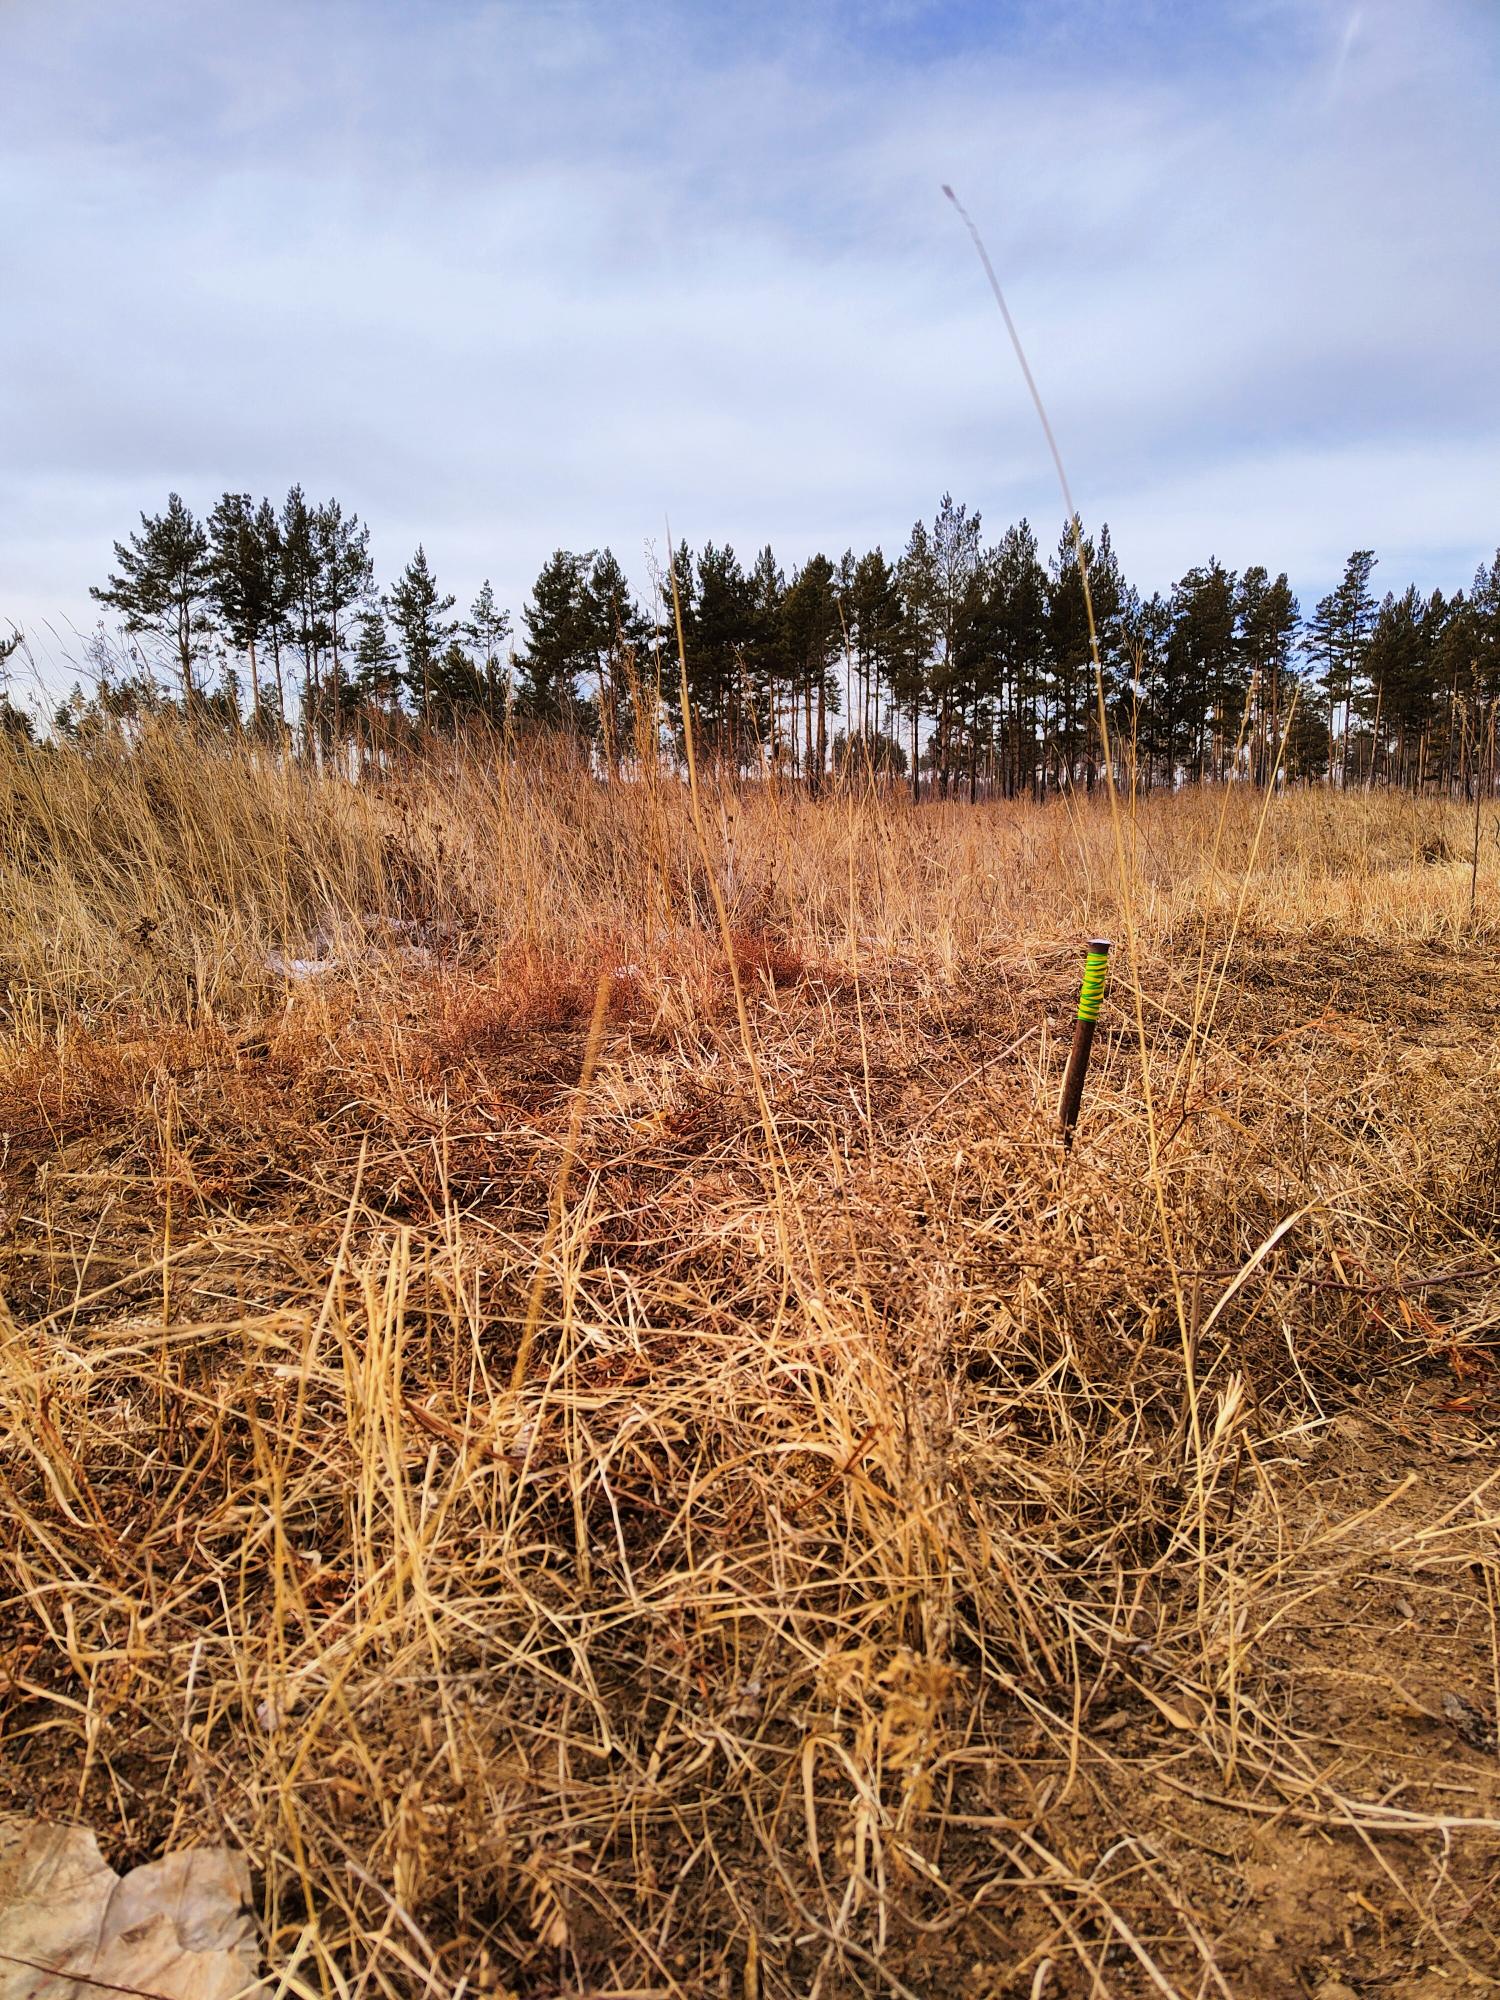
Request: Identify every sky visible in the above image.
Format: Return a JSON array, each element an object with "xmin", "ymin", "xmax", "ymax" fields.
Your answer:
[{"xmin": 2, "ymin": 0, "xmax": 1498, "ymax": 694}]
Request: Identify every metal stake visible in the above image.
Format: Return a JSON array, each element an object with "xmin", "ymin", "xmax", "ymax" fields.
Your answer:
[{"xmin": 1058, "ymin": 938, "xmax": 1111, "ymax": 1147}]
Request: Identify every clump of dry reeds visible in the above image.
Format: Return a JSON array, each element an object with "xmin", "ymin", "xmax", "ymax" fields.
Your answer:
[{"xmin": 2, "ymin": 725, "xmax": 1498, "ymax": 1998}]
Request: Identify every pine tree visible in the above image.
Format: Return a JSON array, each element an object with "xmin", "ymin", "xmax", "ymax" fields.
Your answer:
[
  {"xmin": 950, "ymin": 556, "xmax": 997, "ymax": 802},
  {"xmin": 847, "ymin": 548, "xmax": 902, "ymax": 750},
  {"xmin": 780, "ymin": 555, "xmax": 841, "ymax": 791},
  {"xmin": 692, "ymin": 544, "xmax": 756, "ymax": 763},
  {"xmin": 746, "ymin": 547, "xmax": 788, "ymax": 773},
  {"xmin": 1429, "ymin": 591, "xmax": 1476, "ymax": 793},
  {"xmin": 318, "ymin": 500, "xmax": 374, "ymax": 742},
  {"xmin": 1471, "ymin": 548, "xmax": 1500, "ymax": 704},
  {"xmin": 1306, "ymin": 550, "xmax": 1377, "ymax": 785},
  {"xmin": 1045, "ymin": 521, "xmax": 1124, "ymax": 791},
  {"xmin": 1365, "ymin": 587, "xmax": 1435, "ymax": 787},
  {"xmin": 252, "ymin": 499, "xmax": 291, "ymax": 729},
  {"xmin": 207, "ymin": 493, "xmax": 284, "ymax": 735},
  {"xmin": 583, "ymin": 551, "xmax": 646, "ymax": 771},
  {"xmin": 464, "ymin": 581, "xmax": 513, "ymax": 721},
  {"xmin": 1237, "ymin": 567, "xmax": 1300, "ymax": 785},
  {"xmin": 1044, "ymin": 524, "xmax": 1086, "ymax": 790},
  {"xmin": 986, "ymin": 521, "xmax": 1048, "ymax": 797},
  {"xmin": 518, "ymin": 550, "xmax": 593, "ymax": 729},
  {"xmin": 894, "ymin": 521, "xmax": 938, "ymax": 801},
  {"xmin": 1283, "ymin": 690, "xmax": 1332, "ymax": 781},
  {"xmin": 385, "ymin": 546, "xmax": 457, "ymax": 727},
  {"xmin": 351, "ymin": 606, "xmax": 402, "ymax": 714},
  {"xmin": 1122, "ymin": 590, "xmax": 1173, "ymax": 790},
  {"xmin": 930, "ymin": 494, "xmax": 982, "ymax": 796},
  {"xmin": 1168, "ymin": 561, "xmax": 1240, "ymax": 779},
  {"xmin": 91, "ymin": 494, "xmax": 214, "ymax": 708},
  {"xmin": 428, "ymin": 639, "xmax": 488, "ymax": 724},
  {"xmin": 279, "ymin": 486, "xmax": 331, "ymax": 737},
  {"xmin": 655, "ymin": 543, "xmax": 700, "ymax": 747}
]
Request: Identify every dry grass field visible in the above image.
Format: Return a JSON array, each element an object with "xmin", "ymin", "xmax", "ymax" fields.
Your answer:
[{"xmin": 2, "ymin": 725, "xmax": 1499, "ymax": 1999}]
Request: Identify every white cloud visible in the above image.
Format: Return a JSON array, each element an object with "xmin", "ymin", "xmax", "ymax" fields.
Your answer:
[{"xmin": 1, "ymin": 0, "xmax": 1497, "ymax": 693}]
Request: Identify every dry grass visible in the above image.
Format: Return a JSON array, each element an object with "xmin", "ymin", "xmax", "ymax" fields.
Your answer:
[{"xmin": 2, "ymin": 725, "xmax": 1499, "ymax": 1999}]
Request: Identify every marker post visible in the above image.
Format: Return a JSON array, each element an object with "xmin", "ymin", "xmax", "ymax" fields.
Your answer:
[{"xmin": 1058, "ymin": 938, "xmax": 1111, "ymax": 1148}]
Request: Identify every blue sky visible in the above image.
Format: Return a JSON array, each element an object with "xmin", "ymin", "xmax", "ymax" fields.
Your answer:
[{"xmin": 3, "ymin": 0, "xmax": 1497, "ymax": 687}]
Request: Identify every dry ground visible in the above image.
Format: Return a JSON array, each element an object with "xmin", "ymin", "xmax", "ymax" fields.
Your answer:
[{"xmin": 2, "ymin": 729, "xmax": 1499, "ymax": 1999}]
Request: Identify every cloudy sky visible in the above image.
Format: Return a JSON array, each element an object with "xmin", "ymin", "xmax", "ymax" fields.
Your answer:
[{"xmin": 3, "ymin": 0, "xmax": 1497, "ymax": 684}]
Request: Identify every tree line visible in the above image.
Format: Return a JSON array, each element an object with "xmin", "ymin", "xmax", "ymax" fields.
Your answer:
[{"xmin": 9, "ymin": 486, "xmax": 1499, "ymax": 795}]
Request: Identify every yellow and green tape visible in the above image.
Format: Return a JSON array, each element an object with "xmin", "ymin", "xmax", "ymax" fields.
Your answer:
[
  {"xmin": 1059, "ymin": 937, "xmax": 1111, "ymax": 1145},
  {"xmin": 1076, "ymin": 940, "xmax": 1110, "ymax": 1023}
]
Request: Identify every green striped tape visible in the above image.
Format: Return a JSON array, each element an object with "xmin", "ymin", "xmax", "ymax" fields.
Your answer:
[{"xmin": 1076, "ymin": 942, "xmax": 1110, "ymax": 1024}]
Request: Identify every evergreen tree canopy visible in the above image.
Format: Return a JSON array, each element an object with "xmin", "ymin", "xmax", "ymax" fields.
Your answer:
[
  {"xmin": 519, "ymin": 550, "xmax": 596, "ymax": 728},
  {"xmin": 1307, "ymin": 549, "xmax": 1378, "ymax": 784},
  {"xmin": 351, "ymin": 605, "xmax": 402, "ymax": 711},
  {"xmin": 90, "ymin": 493, "xmax": 214, "ymax": 705},
  {"xmin": 385, "ymin": 545, "xmax": 457, "ymax": 725},
  {"xmin": 428, "ymin": 638, "xmax": 490, "ymax": 723},
  {"xmin": 464, "ymin": 580, "xmax": 513, "ymax": 719},
  {"xmin": 1045, "ymin": 520, "xmax": 1124, "ymax": 787},
  {"xmin": 1471, "ymin": 549, "xmax": 1500, "ymax": 701},
  {"xmin": 279, "ymin": 486, "xmax": 331, "ymax": 706},
  {"xmin": 1236, "ymin": 566, "xmax": 1300, "ymax": 783},
  {"xmin": 582, "ymin": 550, "xmax": 647, "ymax": 764},
  {"xmin": 1167, "ymin": 559, "xmax": 1240, "ymax": 779},
  {"xmin": 78, "ymin": 486, "xmax": 1499, "ymax": 799},
  {"xmin": 207, "ymin": 492, "xmax": 284, "ymax": 727},
  {"xmin": 319, "ymin": 499, "xmax": 374, "ymax": 724},
  {"xmin": 690, "ymin": 543, "xmax": 756, "ymax": 757}
]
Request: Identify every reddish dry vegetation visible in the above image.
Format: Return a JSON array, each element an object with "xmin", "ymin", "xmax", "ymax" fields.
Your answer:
[{"xmin": 2, "ymin": 728, "xmax": 1500, "ymax": 1999}]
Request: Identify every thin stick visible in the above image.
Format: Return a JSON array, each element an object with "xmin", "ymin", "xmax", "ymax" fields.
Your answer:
[{"xmin": 1058, "ymin": 939, "xmax": 1110, "ymax": 1146}]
